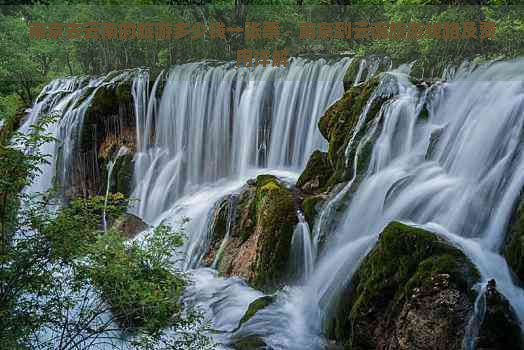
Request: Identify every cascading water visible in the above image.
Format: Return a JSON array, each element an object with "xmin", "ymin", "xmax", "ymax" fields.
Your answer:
[
  {"xmin": 19, "ymin": 70, "xmax": 140, "ymax": 197},
  {"xmin": 229, "ymin": 59, "xmax": 524, "ymax": 349},
  {"xmin": 129, "ymin": 57, "xmax": 351, "ymax": 223},
  {"xmin": 21, "ymin": 55, "xmax": 524, "ymax": 350},
  {"xmin": 102, "ymin": 146, "xmax": 129, "ymax": 233},
  {"xmin": 289, "ymin": 211, "xmax": 315, "ymax": 283}
]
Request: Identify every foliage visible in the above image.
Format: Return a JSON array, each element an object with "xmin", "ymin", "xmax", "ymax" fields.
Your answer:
[
  {"xmin": 86, "ymin": 225, "xmax": 185, "ymax": 334},
  {"xmin": 1, "ymin": 1, "xmax": 523, "ymax": 114},
  {"xmin": 0, "ymin": 112, "xmax": 211, "ymax": 348}
]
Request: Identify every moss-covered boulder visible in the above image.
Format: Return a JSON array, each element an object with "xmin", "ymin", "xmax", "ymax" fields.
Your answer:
[
  {"xmin": 202, "ymin": 175, "xmax": 298, "ymax": 291},
  {"xmin": 316, "ymin": 76, "xmax": 384, "ymax": 191},
  {"xmin": 503, "ymin": 194, "xmax": 524, "ymax": 282},
  {"xmin": 297, "ymin": 150, "xmax": 333, "ymax": 194},
  {"xmin": 328, "ymin": 221, "xmax": 481, "ymax": 350},
  {"xmin": 476, "ymin": 279, "xmax": 524, "ymax": 350},
  {"xmin": 237, "ymin": 295, "xmax": 276, "ymax": 329},
  {"xmin": 111, "ymin": 213, "xmax": 149, "ymax": 239},
  {"xmin": 343, "ymin": 55, "xmax": 391, "ymax": 90},
  {"xmin": 302, "ymin": 194, "xmax": 326, "ymax": 229}
]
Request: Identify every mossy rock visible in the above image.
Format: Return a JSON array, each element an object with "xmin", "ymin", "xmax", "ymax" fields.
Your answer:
[
  {"xmin": 316, "ymin": 76, "xmax": 385, "ymax": 190},
  {"xmin": 343, "ymin": 56, "xmax": 363, "ymax": 90},
  {"xmin": 303, "ymin": 194, "xmax": 325, "ymax": 230},
  {"xmin": 202, "ymin": 175, "xmax": 298, "ymax": 291},
  {"xmin": 296, "ymin": 150, "xmax": 333, "ymax": 194},
  {"xmin": 237, "ymin": 295, "xmax": 276, "ymax": 329},
  {"xmin": 231, "ymin": 335, "xmax": 267, "ymax": 350},
  {"xmin": 251, "ymin": 175, "xmax": 298, "ymax": 290},
  {"xmin": 476, "ymin": 279, "xmax": 524, "ymax": 350},
  {"xmin": 328, "ymin": 221, "xmax": 481, "ymax": 349},
  {"xmin": 201, "ymin": 198, "xmax": 231, "ymax": 267},
  {"xmin": 99, "ymin": 153, "xmax": 134, "ymax": 197},
  {"xmin": 503, "ymin": 194, "xmax": 524, "ymax": 282}
]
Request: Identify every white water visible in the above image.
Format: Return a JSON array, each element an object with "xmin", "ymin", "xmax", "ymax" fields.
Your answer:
[
  {"xmin": 21, "ymin": 56, "xmax": 524, "ymax": 349},
  {"xmin": 289, "ymin": 211, "xmax": 315, "ymax": 284},
  {"xmin": 102, "ymin": 146, "xmax": 129, "ymax": 233},
  {"xmin": 185, "ymin": 59, "xmax": 524, "ymax": 349},
  {"xmin": 129, "ymin": 57, "xmax": 350, "ymax": 223}
]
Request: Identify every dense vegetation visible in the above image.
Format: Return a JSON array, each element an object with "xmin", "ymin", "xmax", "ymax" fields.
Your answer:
[
  {"xmin": 1, "ymin": 0, "xmax": 523, "ymax": 115},
  {"xmin": 0, "ymin": 116, "xmax": 211, "ymax": 348}
]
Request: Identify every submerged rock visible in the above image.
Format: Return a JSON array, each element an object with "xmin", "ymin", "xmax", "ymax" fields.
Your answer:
[
  {"xmin": 328, "ymin": 221, "xmax": 481, "ymax": 350},
  {"xmin": 203, "ymin": 175, "xmax": 298, "ymax": 291},
  {"xmin": 237, "ymin": 295, "xmax": 276, "ymax": 329}
]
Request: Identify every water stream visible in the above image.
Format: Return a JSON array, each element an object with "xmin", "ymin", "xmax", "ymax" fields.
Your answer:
[{"xmin": 20, "ymin": 56, "xmax": 524, "ymax": 349}]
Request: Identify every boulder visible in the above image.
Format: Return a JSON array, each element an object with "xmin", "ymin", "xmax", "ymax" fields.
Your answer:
[
  {"xmin": 328, "ymin": 221, "xmax": 481, "ymax": 350},
  {"xmin": 476, "ymin": 279, "xmax": 524, "ymax": 350},
  {"xmin": 112, "ymin": 213, "xmax": 149, "ymax": 239},
  {"xmin": 203, "ymin": 175, "xmax": 298, "ymax": 291}
]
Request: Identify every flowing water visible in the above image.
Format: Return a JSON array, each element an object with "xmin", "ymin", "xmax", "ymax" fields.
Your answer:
[
  {"xmin": 130, "ymin": 57, "xmax": 350, "ymax": 223},
  {"xmin": 20, "ymin": 56, "xmax": 524, "ymax": 349},
  {"xmin": 102, "ymin": 146, "xmax": 130, "ymax": 233}
]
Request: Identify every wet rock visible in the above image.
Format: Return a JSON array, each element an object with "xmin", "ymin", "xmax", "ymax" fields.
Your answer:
[
  {"xmin": 71, "ymin": 82, "xmax": 137, "ymax": 198},
  {"xmin": 328, "ymin": 221, "xmax": 481, "ymax": 350},
  {"xmin": 237, "ymin": 295, "xmax": 276, "ymax": 328},
  {"xmin": 302, "ymin": 194, "xmax": 326, "ymax": 230},
  {"xmin": 112, "ymin": 213, "xmax": 149, "ymax": 239},
  {"xmin": 317, "ymin": 76, "xmax": 384, "ymax": 190},
  {"xmin": 476, "ymin": 279, "xmax": 524, "ymax": 350},
  {"xmin": 203, "ymin": 175, "xmax": 298, "ymax": 291},
  {"xmin": 503, "ymin": 194, "xmax": 524, "ymax": 282},
  {"xmin": 296, "ymin": 150, "xmax": 333, "ymax": 194}
]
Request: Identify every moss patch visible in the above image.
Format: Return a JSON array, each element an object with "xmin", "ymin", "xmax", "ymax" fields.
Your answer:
[
  {"xmin": 296, "ymin": 150, "xmax": 333, "ymax": 194},
  {"xmin": 251, "ymin": 175, "xmax": 298, "ymax": 290},
  {"xmin": 503, "ymin": 195, "xmax": 524, "ymax": 282},
  {"xmin": 316, "ymin": 76, "xmax": 384, "ymax": 190},
  {"xmin": 329, "ymin": 221, "xmax": 480, "ymax": 348},
  {"xmin": 237, "ymin": 295, "xmax": 275, "ymax": 328}
]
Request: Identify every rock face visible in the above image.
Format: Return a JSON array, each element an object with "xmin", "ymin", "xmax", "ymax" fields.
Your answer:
[
  {"xmin": 328, "ymin": 221, "xmax": 481, "ymax": 350},
  {"xmin": 203, "ymin": 175, "xmax": 298, "ymax": 290},
  {"xmin": 296, "ymin": 77, "xmax": 387, "ymax": 230},
  {"xmin": 70, "ymin": 82, "xmax": 136, "ymax": 198},
  {"xmin": 476, "ymin": 279, "xmax": 524, "ymax": 350},
  {"xmin": 503, "ymin": 194, "xmax": 524, "ymax": 282}
]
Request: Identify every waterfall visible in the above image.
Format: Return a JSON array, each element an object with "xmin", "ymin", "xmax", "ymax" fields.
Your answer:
[
  {"xmin": 19, "ymin": 70, "xmax": 140, "ymax": 197},
  {"xmin": 129, "ymin": 57, "xmax": 351, "ymax": 223},
  {"xmin": 289, "ymin": 211, "xmax": 314, "ymax": 283},
  {"xmin": 102, "ymin": 146, "xmax": 129, "ymax": 233},
  {"xmin": 21, "ymin": 55, "xmax": 524, "ymax": 349}
]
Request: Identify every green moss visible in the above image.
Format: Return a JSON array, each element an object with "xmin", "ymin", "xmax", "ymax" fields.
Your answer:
[
  {"xmin": 329, "ymin": 221, "xmax": 480, "ymax": 346},
  {"xmin": 316, "ymin": 77, "xmax": 385, "ymax": 191},
  {"xmin": 503, "ymin": 197, "xmax": 524, "ymax": 281},
  {"xmin": 296, "ymin": 150, "xmax": 333, "ymax": 193},
  {"xmin": 351, "ymin": 222, "xmax": 479, "ymax": 318},
  {"xmin": 343, "ymin": 56, "xmax": 363, "ymax": 90},
  {"xmin": 303, "ymin": 195, "xmax": 324, "ymax": 229},
  {"xmin": 251, "ymin": 175, "xmax": 297, "ymax": 290},
  {"xmin": 233, "ymin": 185, "xmax": 257, "ymax": 243},
  {"xmin": 211, "ymin": 199, "xmax": 229, "ymax": 245},
  {"xmin": 237, "ymin": 295, "xmax": 275, "ymax": 328},
  {"xmin": 113, "ymin": 154, "xmax": 134, "ymax": 196}
]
